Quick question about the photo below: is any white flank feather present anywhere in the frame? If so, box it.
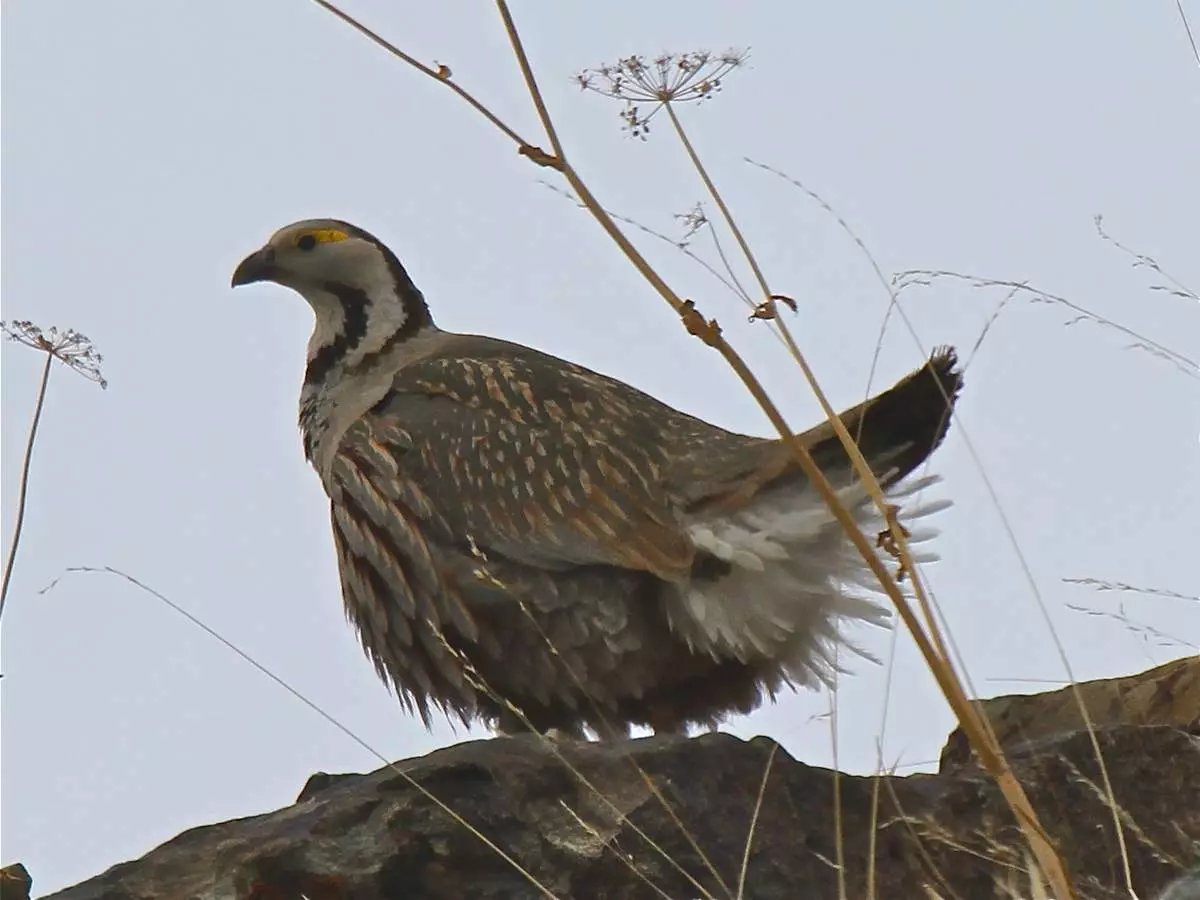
[669,471,951,688]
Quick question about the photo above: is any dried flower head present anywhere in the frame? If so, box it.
[674,203,709,247]
[2,320,107,388]
[576,49,749,139]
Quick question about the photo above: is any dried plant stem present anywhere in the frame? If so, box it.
[830,689,848,900]
[1178,0,1200,70]
[665,105,771,297]
[311,2,1076,893]
[444,637,724,900]
[45,567,562,899]
[488,8,1072,894]
[0,352,53,621]
[309,0,535,151]
[736,740,778,900]
[664,105,957,669]
[490,29,732,894]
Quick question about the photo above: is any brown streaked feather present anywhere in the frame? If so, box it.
[358,344,701,583]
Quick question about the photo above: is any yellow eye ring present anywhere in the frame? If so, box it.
[295,228,349,250]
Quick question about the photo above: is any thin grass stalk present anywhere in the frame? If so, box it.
[741,172,1131,880]
[500,610,729,899]
[664,105,772,299]
[830,686,848,900]
[556,803,681,900]
[446,647,726,900]
[1177,0,1200,70]
[310,0,531,149]
[866,757,884,900]
[0,352,54,621]
[736,741,778,900]
[48,568,561,899]
[664,104,956,669]
[501,5,1075,892]
[309,3,1077,893]
[881,777,962,900]
[490,7,1074,892]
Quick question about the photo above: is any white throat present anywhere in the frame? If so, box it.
[297,277,443,483]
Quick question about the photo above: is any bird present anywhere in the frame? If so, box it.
[231,218,963,738]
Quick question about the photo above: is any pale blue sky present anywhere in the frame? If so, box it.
[3,2,1198,894]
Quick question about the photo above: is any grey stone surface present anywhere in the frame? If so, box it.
[33,720,1200,900]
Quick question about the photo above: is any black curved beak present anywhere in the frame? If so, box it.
[231,246,277,288]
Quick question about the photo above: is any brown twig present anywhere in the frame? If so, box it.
[0,352,53,621]
[305,4,1078,893]
[1,321,107,622]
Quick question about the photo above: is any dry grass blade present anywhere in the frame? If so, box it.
[654,108,1082,899]
[588,55,961,700]
[555,803,680,900]
[830,685,848,900]
[40,566,564,899]
[1063,577,1199,605]
[893,269,1197,379]
[500,605,727,900]
[538,182,757,308]
[1094,215,1198,304]
[881,777,962,900]
[494,14,732,894]
[307,3,1080,893]
[736,740,778,900]
[308,0,534,151]
[390,616,724,900]
[1177,0,1200,70]
[499,14,1076,897]
[740,158,903,400]
[1065,578,1199,651]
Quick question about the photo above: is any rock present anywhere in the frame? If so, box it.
[36,709,1200,900]
[0,865,32,900]
[941,655,1200,769]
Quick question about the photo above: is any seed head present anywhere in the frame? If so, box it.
[2,320,108,388]
[674,203,709,247]
[576,49,749,139]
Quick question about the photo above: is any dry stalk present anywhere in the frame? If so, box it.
[661,98,959,687]
[829,685,848,900]
[0,352,52,621]
[1177,0,1200,70]
[736,740,779,900]
[43,567,563,899]
[1,321,107,622]
[501,11,1074,895]
[307,2,1077,894]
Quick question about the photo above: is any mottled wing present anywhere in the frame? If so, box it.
[360,349,698,578]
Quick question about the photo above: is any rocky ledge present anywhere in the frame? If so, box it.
[6,656,1199,900]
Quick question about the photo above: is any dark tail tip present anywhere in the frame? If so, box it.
[813,346,964,486]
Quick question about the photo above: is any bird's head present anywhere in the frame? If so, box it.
[232,218,434,384]
[232,219,396,293]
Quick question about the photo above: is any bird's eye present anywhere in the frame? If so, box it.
[297,234,317,251]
